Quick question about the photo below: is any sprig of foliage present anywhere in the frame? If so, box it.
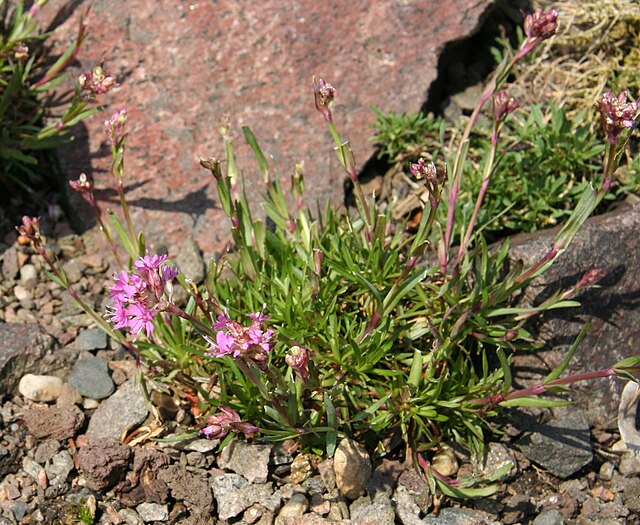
[372,102,639,238]
[0,0,107,196]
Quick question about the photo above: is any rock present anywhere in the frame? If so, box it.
[158,465,213,516]
[13,285,31,302]
[218,439,272,483]
[136,502,169,522]
[210,473,274,520]
[349,493,395,525]
[118,508,144,525]
[22,404,85,440]
[598,461,615,481]
[1,245,19,280]
[19,264,38,287]
[479,442,518,481]
[45,450,75,486]
[533,510,565,525]
[34,440,61,464]
[431,444,458,477]
[0,324,58,395]
[517,408,593,479]
[393,485,424,525]
[56,383,83,407]
[68,355,115,399]
[46,0,495,258]
[73,328,108,351]
[618,450,640,476]
[175,235,205,284]
[275,494,309,525]
[60,259,87,284]
[422,507,499,524]
[76,438,132,491]
[334,438,372,499]
[509,204,640,426]
[86,377,148,440]
[19,374,63,402]
[622,478,640,514]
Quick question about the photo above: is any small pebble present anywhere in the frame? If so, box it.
[275,494,309,525]
[19,374,63,402]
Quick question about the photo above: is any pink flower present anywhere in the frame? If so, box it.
[493,91,519,123]
[516,9,558,60]
[285,345,310,383]
[15,216,41,241]
[104,108,128,147]
[202,406,260,440]
[79,62,117,99]
[69,174,96,206]
[106,253,178,338]
[598,91,638,145]
[205,310,275,362]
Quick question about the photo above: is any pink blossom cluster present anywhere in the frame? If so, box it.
[202,406,259,440]
[204,310,275,362]
[79,62,117,99]
[598,91,638,145]
[107,254,178,338]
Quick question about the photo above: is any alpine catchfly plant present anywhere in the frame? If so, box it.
[25,6,640,500]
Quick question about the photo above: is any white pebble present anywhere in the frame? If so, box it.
[19,374,63,402]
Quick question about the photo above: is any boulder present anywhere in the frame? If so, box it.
[44,0,495,257]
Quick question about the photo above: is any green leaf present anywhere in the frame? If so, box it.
[434,477,499,499]
[242,126,269,183]
[500,397,572,408]
[108,211,137,260]
[545,321,590,382]
[324,392,338,456]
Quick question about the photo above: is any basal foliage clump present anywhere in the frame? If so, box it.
[0,1,109,189]
[20,8,640,496]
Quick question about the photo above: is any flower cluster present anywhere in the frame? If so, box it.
[79,62,117,99]
[598,91,638,145]
[516,8,558,60]
[107,254,178,338]
[69,173,95,207]
[105,108,128,147]
[204,310,275,363]
[202,406,260,440]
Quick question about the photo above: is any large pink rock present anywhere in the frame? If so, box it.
[46,0,494,258]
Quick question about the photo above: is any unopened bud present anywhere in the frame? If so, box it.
[598,91,638,145]
[16,216,41,242]
[493,91,519,123]
[312,76,336,123]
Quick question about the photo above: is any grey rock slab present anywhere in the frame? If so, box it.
[136,502,169,522]
[73,328,108,351]
[421,507,499,525]
[622,477,640,514]
[46,0,494,258]
[68,355,115,399]
[394,485,423,525]
[349,493,395,525]
[219,439,272,483]
[479,442,518,481]
[45,450,74,486]
[509,204,640,426]
[533,510,565,525]
[517,408,593,479]
[175,235,206,284]
[0,323,58,395]
[211,473,274,521]
[86,378,149,441]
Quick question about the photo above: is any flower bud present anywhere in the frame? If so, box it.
[493,91,519,123]
[15,216,41,242]
[312,76,336,123]
[598,91,638,145]
[202,406,259,439]
[69,173,95,206]
[286,345,310,382]
[79,61,117,98]
[104,108,128,147]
